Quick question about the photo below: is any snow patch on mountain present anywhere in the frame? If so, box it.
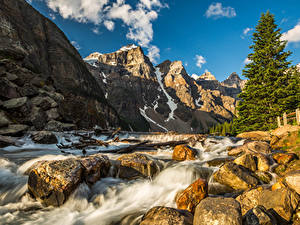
[191,74,200,80]
[155,68,177,122]
[195,97,203,107]
[117,44,138,53]
[139,106,168,132]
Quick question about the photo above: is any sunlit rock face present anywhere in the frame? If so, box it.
[85,46,245,133]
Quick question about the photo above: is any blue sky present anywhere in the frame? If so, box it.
[28,0,300,81]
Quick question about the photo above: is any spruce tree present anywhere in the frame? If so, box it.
[235,11,300,133]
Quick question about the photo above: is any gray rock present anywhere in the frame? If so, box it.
[243,206,277,225]
[0,124,28,136]
[45,120,76,131]
[31,96,57,110]
[140,206,193,225]
[5,72,18,81]
[0,135,25,147]
[3,97,28,109]
[29,107,47,130]
[213,162,259,190]
[193,197,242,225]
[31,131,58,144]
[0,77,20,99]
[0,111,11,128]
[46,108,60,121]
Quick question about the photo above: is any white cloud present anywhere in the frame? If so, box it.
[196,55,206,68]
[244,57,252,64]
[45,0,165,61]
[49,13,56,20]
[71,41,81,50]
[147,45,160,63]
[243,27,252,35]
[282,22,300,43]
[205,2,236,19]
[104,20,115,31]
[46,0,108,24]
[92,27,100,34]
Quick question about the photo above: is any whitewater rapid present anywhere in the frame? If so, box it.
[0,132,244,225]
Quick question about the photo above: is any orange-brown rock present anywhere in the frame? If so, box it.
[228,141,271,156]
[271,126,300,150]
[176,178,208,213]
[117,153,163,178]
[236,187,299,222]
[140,206,193,225]
[273,152,297,164]
[172,145,198,161]
[236,131,271,142]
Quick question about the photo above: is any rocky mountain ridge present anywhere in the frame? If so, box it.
[0,0,124,136]
[85,45,245,133]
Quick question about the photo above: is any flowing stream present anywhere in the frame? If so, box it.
[0,132,245,225]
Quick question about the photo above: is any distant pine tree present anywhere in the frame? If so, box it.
[235,11,300,133]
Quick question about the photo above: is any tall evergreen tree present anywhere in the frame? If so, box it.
[235,11,300,133]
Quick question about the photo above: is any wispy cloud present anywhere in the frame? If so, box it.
[147,45,160,63]
[241,27,253,39]
[282,22,300,43]
[104,20,115,31]
[44,0,166,62]
[205,2,236,19]
[195,55,206,68]
[71,41,81,50]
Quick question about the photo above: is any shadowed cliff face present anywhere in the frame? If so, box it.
[0,0,123,132]
[85,45,244,133]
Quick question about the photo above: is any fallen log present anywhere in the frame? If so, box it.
[146,140,188,148]
[99,140,189,154]
[107,127,121,140]
[99,141,149,154]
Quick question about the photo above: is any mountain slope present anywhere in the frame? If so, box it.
[85,45,245,133]
[0,0,123,133]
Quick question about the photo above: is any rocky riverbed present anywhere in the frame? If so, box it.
[0,126,299,225]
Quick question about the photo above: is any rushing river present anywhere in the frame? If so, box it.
[0,132,244,225]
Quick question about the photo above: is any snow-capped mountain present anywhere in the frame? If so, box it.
[84,45,245,133]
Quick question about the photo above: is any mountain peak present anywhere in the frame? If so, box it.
[199,71,217,81]
[222,72,246,89]
[117,44,139,52]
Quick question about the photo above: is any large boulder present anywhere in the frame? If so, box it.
[45,120,76,131]
[273,153,297,165]
[270,125,300,149]
[284,170,300,195]
[243,205,277,225]
[2,97,28,109]
[228,141,271,156]
[234,153,257,172]
[0,135,24,148]
[193,197,242,225]
[28,155,110,206]
[117,153,163,179]
[31,131,58,144]
[237,131,271,142]
[236,187,299,222]
[0,111,11,128]
[140,206,193,225]
[213,162,259,190]
[172,145,198,161]
[0,124,28,136]
[176,178,208,213]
